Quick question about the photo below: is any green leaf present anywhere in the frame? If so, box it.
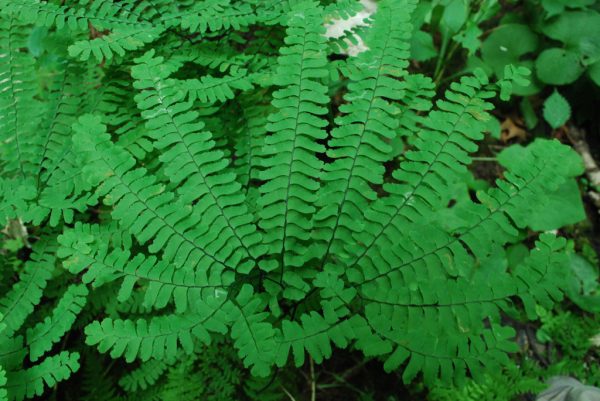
[565,253,600,312]
[498,139,585,230]
[541,11,600,60]
[522,179,585,231]
[535,48,584,85]
[588,60,600,85]
[481,24,540,95]
[441,0,468,34]
[481,24,539,76]
[519,98,538,129]
[454,24,483,55]
[410,30,437,61]
[543,90,571,129]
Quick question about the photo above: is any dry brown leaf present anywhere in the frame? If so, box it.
[501,117,528,143]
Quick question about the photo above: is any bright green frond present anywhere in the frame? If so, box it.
[25,285,88,362]
[224,285,277,377]
[314,0,417,262]
[257,1,329,288]
[5,351,79,401]
[72,114,242,274]
[0,240,56,337]
[58,224,232,313]
[0,16,40,179]
[85,296,229,363]
[132,52,263,266]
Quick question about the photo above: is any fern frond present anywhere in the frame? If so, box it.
[36,63,84,185]
[58,226,232,313]
[163,0,257,34]
[4,351,79,401]
[395,73,436,140]
[85,296,229,363]
[131,52,264,267]
[224,285,277,377]
[118,359,168,392]
[0,0,152,31]
[0,180,36,227]
[233,94,270,191]
[0,16,40,179]
[0,335,26,374]
[345,72,508,278]
[257,1,329,283]
[69,26,165,62]
[26,285,88,362]
[314,0,417,261]
[0,240,56,337]
[323,0,364,21]
[276,312,359,367]
[182,70,254,104]
[72,114,242,274]
[0,365,7,401]
[350,140,578,286]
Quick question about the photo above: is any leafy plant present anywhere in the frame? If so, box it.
[0,0,589,400]
[407,0,600,130]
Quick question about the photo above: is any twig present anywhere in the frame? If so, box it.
[567,126,600,210]
[309,356,316,401]
[472,156,497,162]
[281,386,298,401]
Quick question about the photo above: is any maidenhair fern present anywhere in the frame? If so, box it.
[0,0,585,399]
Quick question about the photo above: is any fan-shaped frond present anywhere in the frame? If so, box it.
[0,240,56,337]
[257,1,329,293]
[85,296,228,362]
[314,0,417,262]
[4,351,79,401]
[131,52,263,267]
[26,285,88,362]
[58,225,231,313]
[72,114,244,275]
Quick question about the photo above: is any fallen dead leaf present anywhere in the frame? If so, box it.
[501,117,528,143]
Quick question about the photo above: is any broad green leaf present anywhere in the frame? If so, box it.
[411,30,437,61]
[498,139,584,230]
[565,254,600,313]
[543,90,571,129]
[588,61,600,86]
[541,11,600,60]
[441,0,468,34]
[535,48,584,85]
[481,24,540,94]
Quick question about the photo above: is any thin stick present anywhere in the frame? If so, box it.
[281,386,297,401]
[310,356,316,401]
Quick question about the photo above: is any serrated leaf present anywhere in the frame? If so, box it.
[543,91,571,128]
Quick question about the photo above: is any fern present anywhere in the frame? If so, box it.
[0,241,56,337]
[0,239,84,400]
[26,285,88,362]
[257,1,330,290]
[0,0,588,395]
[5,352,80,401]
